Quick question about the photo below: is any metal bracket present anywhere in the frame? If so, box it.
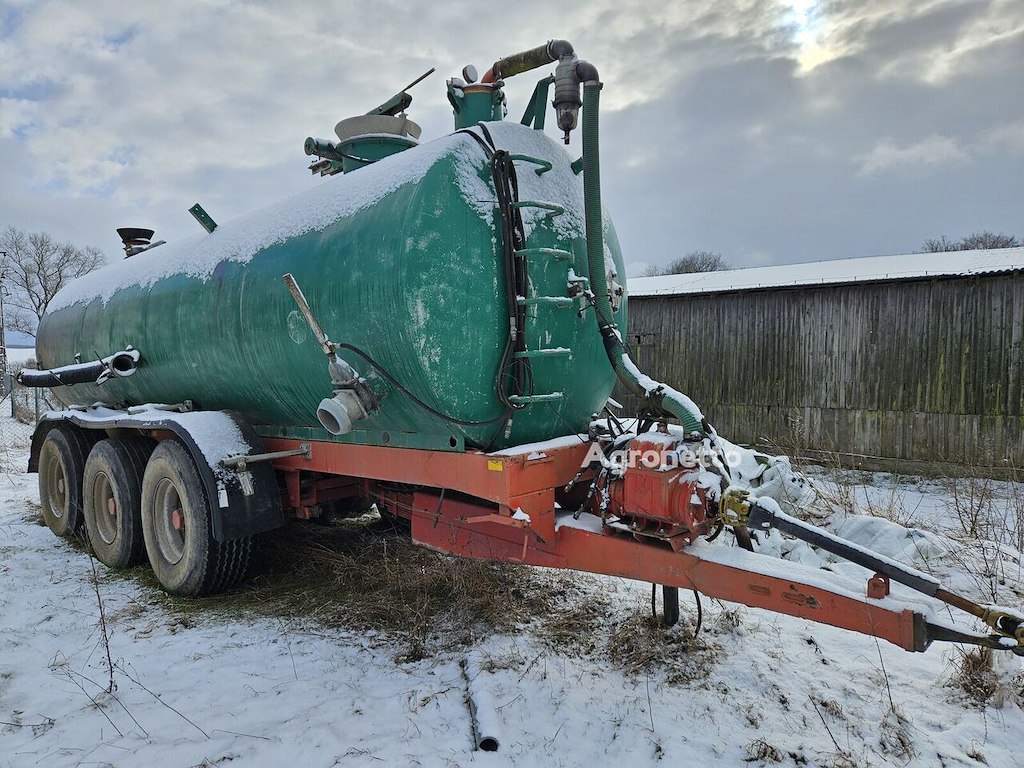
[221,444,311,498]
[222,443,311,472]
[189,203,218,233]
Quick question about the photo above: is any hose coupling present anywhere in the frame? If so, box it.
[719,487,753,527]
[981,606,1024,639]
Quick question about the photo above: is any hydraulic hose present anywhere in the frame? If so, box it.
[580,80,705,434]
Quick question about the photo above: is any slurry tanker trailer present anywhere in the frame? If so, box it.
[23,41,1024,656]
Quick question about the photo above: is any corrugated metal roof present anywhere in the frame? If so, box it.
[628,246,1024,297]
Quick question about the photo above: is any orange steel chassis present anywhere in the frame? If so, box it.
[263,437,927,653]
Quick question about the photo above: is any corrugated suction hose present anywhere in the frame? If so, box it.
[580,79,705,434]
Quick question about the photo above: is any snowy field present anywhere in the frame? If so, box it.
[1,411,1023,768]
[4,348,36,368]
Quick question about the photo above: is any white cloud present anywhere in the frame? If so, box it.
[981,121,1024,155]
[0,0,1019,269]
[0,97,35,136]
[857,120,1024,177]
[857,134,970,175]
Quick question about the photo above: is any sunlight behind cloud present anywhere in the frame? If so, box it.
[780,0,841,73]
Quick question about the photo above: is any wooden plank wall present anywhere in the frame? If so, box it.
[614,273,1024,470]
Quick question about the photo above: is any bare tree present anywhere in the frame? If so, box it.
[0,227,105,337]
[921,231,1020,253]
[644,250,729,276]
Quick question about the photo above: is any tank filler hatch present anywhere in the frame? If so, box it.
[116,227,166,258]
[304,68,434,177]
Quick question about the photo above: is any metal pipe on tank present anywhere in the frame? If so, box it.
[18,348,141,388]
[480,39,575,83]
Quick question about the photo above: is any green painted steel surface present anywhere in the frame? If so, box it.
[337,134,418,173]
[449,85,504,128]
[37,122,627,450]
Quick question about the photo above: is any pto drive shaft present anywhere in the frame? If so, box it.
[723,490,1024,652]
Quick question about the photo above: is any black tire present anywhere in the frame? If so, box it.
[38,426,93,538]
[141,440,251,596]
[83,438,154,568]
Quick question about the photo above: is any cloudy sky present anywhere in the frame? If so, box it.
[1,0,1021,279]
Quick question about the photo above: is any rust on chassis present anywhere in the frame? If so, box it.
[264,437,926,653]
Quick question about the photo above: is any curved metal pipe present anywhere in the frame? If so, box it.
[18,348,141,388]
[481,39,574,83]
[580,78,705,434]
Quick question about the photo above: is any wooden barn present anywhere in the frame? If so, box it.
[618,247,1024,475]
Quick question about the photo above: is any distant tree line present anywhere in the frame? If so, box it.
[920,231,1020,253]
[0,226,105,338]
[644,250,729,276]
[642,231,1020,277]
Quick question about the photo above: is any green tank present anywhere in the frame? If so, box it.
[36,120,627,451]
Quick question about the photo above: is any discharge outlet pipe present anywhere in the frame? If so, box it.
[18,348,141,388]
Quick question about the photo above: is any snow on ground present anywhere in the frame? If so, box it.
[2,412,1023,768]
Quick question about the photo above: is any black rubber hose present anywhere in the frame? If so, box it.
[748,502,941,596]
[490,145,532,410]
[18,351,138,388]
[334,343,508,428]
[18,361,108,388]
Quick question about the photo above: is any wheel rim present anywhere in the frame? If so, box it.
[153,477,186,564]
[42,445,69,521]
[92,471,118,545]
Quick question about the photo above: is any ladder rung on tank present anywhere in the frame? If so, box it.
[516,247,573,261]
[513,200,564,216]
[508,392,564,405]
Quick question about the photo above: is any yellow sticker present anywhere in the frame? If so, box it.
[487,460,504,472]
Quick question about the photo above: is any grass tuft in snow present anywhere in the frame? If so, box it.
[536,590,615,657]
[945,646,1024,709]
[744,737,784,763]
[950,647,1002,706]
[878,705,915,760]
[606,610,717,685]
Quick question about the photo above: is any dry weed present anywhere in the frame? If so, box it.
[537,591,614,657]
[760,411,854,517]
[745,737,783,763]
[827,752,876,768]
[606,610,716,685]
[859,476,924,528]
[21,502,44,527]
[944,475,998,539]
[877,706,914,759]
[135,515,561,660]
[949,647,997,705]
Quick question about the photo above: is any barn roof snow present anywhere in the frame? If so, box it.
[628,246,1024,297]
